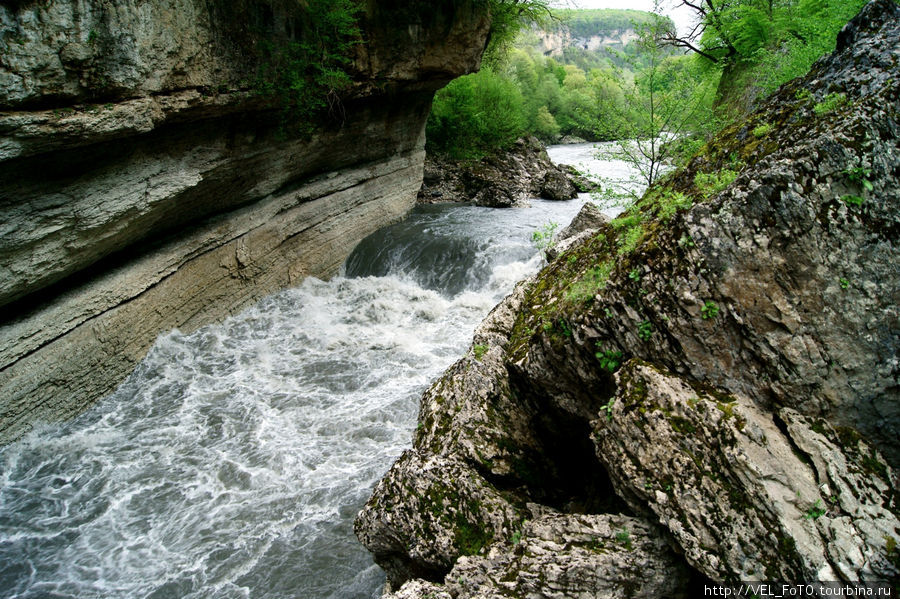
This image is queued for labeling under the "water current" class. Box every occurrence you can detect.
[0,144,636,599]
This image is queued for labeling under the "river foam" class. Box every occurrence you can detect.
[1,186,597,598]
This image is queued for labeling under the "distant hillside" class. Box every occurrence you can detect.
[521,8,659,57]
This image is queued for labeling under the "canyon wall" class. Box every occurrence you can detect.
[358,1,900,595]
[0,0,490,443]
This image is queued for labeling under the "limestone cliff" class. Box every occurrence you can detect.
[0,0,490,443]
[357,1,900,595]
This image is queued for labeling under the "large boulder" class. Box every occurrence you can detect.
[594,360,898,582]
[418,136,581,206]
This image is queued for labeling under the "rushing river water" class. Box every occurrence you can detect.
[0,145,635,599]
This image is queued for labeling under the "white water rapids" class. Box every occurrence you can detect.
[0,145,638,599]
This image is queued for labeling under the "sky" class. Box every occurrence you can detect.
[548,0,700,36]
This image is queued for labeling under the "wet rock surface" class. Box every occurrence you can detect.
[359,1,900,595]
[418,136,579,206]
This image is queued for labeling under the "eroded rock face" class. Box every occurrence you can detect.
[0,0,491,443]
[359,1,900,594]
[411,513,690,599]
[595,360,898,582]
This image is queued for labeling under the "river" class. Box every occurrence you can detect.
[0,144,638,599]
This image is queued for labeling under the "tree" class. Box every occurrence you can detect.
[662,0,869,106]
[534,105,561,141]
[597,8,716,194]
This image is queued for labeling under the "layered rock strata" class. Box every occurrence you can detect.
[0,0,490,442]
[358,1,900,594]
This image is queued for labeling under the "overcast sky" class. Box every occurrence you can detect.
[548,0,700,36]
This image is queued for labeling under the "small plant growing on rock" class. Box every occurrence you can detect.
[595,346,623,373]
[694,168,738,198]
[803,499,826,520]
[637,320,653,342]
[813,92,848,115]
[842,194,865,206]
[656,190,692,222]
[566,260,614,304]
[752,123,773,138]
[701,300,720,320]
[614,528,632,550]
[840,277,851,290]
[628,268,641,282]
[678,235,695,248]
[531,221,559,261]
[844,166,874,192]
[599,398,615,422]
[473,344,488,361]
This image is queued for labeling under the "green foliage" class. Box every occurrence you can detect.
[553,8,656,39]
[599,398,616,422]
[534,105,561,141]
[813,92,848,115]
[473,344,489,361]
[595,346,624,373]
[566,260,614,304]
[803,499,826,520]
[655,190,692,222]
[637,320,653,342]
[531,221,559,260]
[751,0,869,97]
[482,0,553,63]
[842,195,864,206]
[614,527,632,549]
[427,67,527,159]
[752,123,773,138]
[839,277,850,290]
[694,168,738,198]
[701,301,720,320]
[256,0,362,135]
[844,167,873,192]
[598,15,719,190]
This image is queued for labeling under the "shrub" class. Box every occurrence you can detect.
[256,0,362,135]
[813,92,848,116]
[694,169,738,198]
[427,67,527,159]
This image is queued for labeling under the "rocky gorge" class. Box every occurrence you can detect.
[0,0,493,444]
[357,1,900,595]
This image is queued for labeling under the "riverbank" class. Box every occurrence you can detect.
[418,136,594,207]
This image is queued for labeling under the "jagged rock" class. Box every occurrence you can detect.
[384,579,452,599]
[546,202,608,261]
[413,283,547,480]
[559,202,608,241]
[540,169,578,201]
[560,163,601,192]
[593,360,899,582]
[559,135,588,144]
[508,0,900,465]
[418,136,579,205]
[360,1,900,593]
[443,513,691,599]
[354,450,523,587]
